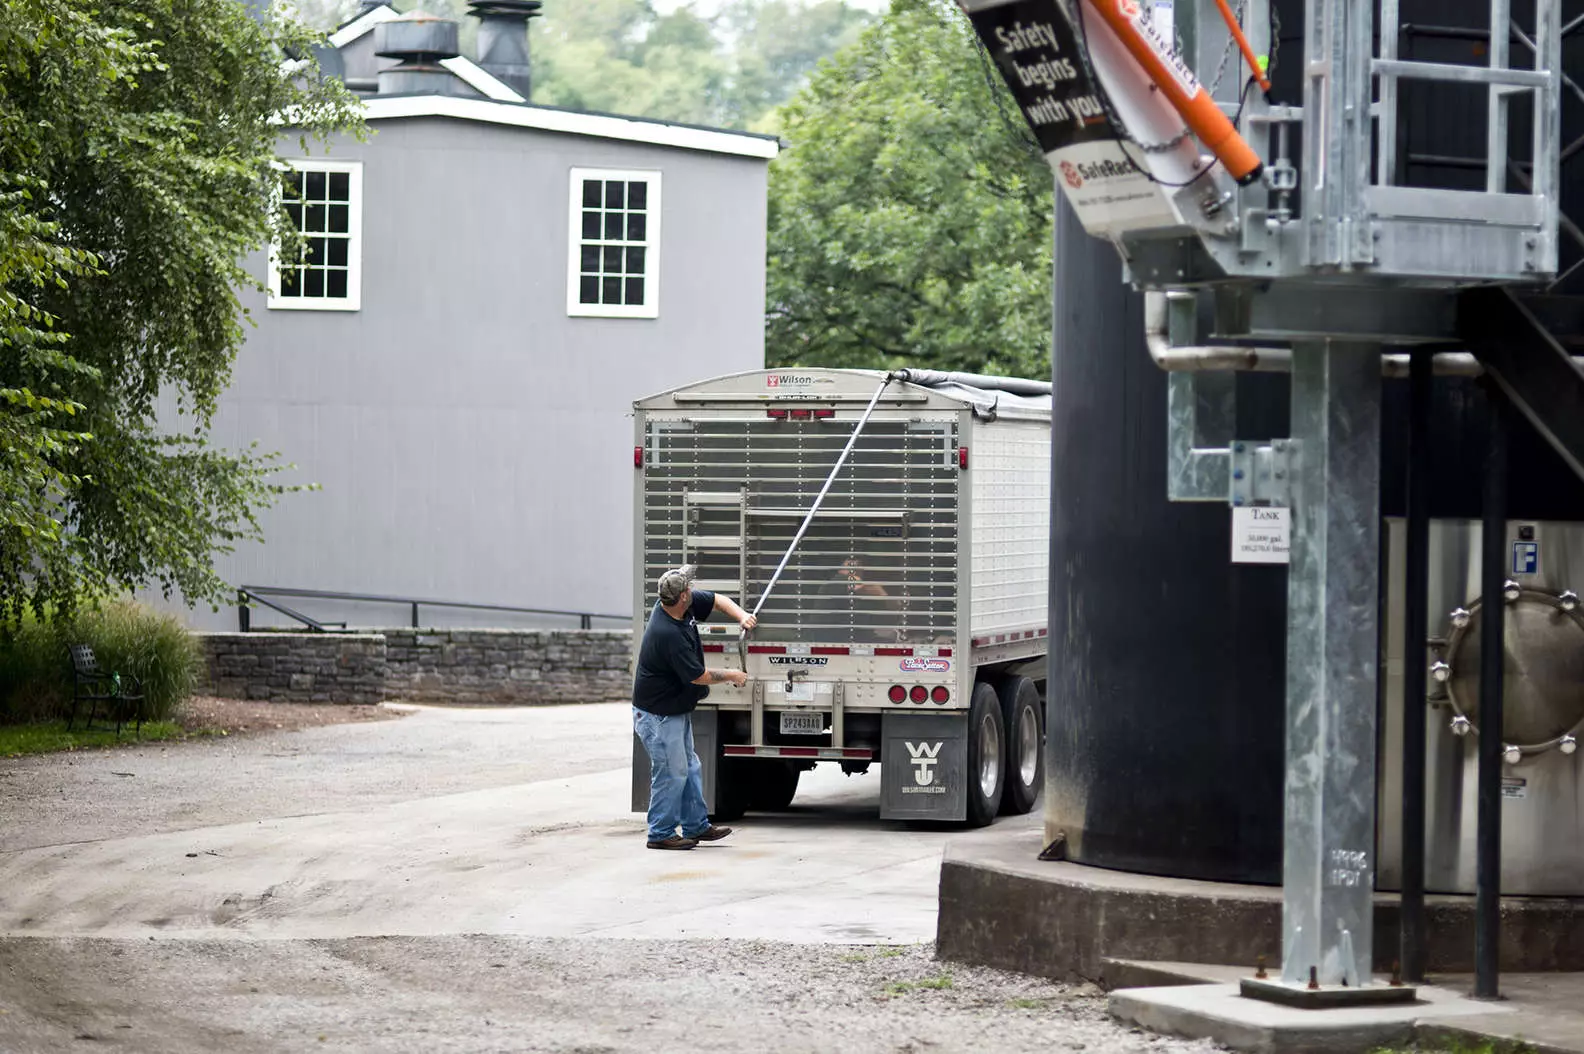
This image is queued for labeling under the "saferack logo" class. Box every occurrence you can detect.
[901,740,947,794]
[1069,157,1136,184]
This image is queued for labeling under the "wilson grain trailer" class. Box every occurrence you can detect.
[630,368,1050,825]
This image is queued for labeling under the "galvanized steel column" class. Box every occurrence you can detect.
[1282,341,1382,986]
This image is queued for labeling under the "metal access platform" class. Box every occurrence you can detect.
[1125,0,1564,288]
[965,0,1582,1007]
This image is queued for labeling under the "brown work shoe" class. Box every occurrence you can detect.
[689,825,733,842]
[646,835,698,850]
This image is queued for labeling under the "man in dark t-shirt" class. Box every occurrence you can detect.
[633,565,756,850]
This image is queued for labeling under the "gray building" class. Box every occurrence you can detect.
[168,2,776,630]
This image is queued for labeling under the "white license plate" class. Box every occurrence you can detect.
[779,711,824,735]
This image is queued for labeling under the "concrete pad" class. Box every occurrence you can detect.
[1110,981,1513,1054]
[937,819,1584,977]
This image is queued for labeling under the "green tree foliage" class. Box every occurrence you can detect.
[765,0,1054,376]
[0,0,363,620]
[289,0,871,130]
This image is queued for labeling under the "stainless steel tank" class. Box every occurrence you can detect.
[1379,519,1584,896]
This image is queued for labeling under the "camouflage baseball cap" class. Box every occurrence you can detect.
[657,565,695,605]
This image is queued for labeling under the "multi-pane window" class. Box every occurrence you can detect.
[567,168,660,318]
[269,160,362,311]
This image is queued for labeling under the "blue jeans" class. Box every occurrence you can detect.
[633,708,711,841]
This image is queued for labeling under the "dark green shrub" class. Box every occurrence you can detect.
[0,600,201,725]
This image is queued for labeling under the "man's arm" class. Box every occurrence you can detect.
[712,592,758,631]
[692,667,747,687]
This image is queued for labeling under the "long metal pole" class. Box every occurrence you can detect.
[1475,382,1509,1000]
[1401,348,1431,984]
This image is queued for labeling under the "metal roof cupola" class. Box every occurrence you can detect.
[468,0,542,102]
[373,10,467,97]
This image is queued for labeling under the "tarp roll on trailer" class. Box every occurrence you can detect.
[890,369,1053,398]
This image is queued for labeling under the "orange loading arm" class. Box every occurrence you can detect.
[1080,0,1265,186]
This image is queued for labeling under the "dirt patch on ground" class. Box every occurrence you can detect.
[175,696,406,736]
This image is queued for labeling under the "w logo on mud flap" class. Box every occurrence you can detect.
[906,741,943,786]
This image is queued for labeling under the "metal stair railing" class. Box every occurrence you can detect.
[235,586,628,633]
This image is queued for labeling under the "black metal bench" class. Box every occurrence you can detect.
[67,644,146,734]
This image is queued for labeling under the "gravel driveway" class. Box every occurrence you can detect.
[0,703,1222,1054]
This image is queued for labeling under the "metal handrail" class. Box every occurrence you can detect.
[236,585,629,632]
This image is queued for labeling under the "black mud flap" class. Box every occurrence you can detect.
[880,711,968,821]
[631,708,719,812]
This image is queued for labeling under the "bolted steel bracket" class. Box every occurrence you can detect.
[1230,437,1294,508]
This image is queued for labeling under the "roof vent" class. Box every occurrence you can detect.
[468,0,541,101]
[374,11,469,97]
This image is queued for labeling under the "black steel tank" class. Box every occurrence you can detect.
[1045,0,1584,885]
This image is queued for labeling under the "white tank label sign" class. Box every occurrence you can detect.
[1232,506,1290,564]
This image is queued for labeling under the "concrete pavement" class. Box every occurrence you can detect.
[0,702,1035,944]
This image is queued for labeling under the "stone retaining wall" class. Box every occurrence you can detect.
[197,629,632,706]
[198,633,387,704]
[383,629,631,705]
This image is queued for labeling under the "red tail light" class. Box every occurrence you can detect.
[888,685,906,703]
[790,408,812,419]
[766,409,789,419]
[931,686,950,704]
[634,446,644,468]
[909,685,927,703]
[958,446,969,470]
[813,409,836,419]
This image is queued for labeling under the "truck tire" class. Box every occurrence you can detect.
[966,681,1006,827]
[712,755,750,822]
[748,761,801,811]
[996,675,1044,816]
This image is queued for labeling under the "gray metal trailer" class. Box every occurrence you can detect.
[630,368,1051,825]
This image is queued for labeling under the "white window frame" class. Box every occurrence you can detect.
[566,167,662,319]
[268,159,363,312]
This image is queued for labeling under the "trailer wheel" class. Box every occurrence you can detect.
[748,761,801,811]
[966,682,1006,827]
[712,755,750,822]
[996,675,1044,816]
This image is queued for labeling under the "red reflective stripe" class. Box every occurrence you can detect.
[781,747,819,757]
[938,648,953,657]
[1038,628,1048,637]
[747,645,787,654]
[702,643,725,653]
[633,446,644,468]
[874,647,913,656]
[723,745,755,755]
[811,646,849,655]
